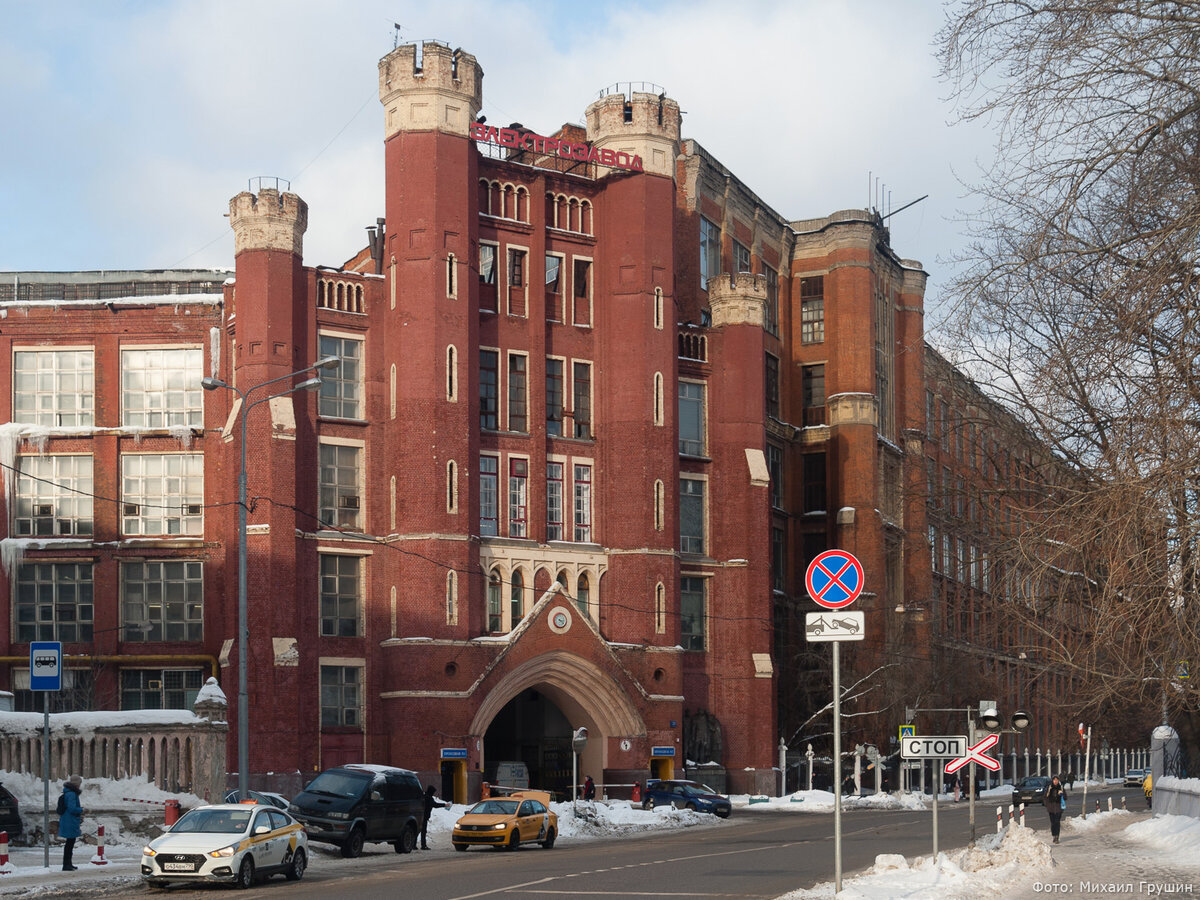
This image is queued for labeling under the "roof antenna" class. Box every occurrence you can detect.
[393,22,403,50]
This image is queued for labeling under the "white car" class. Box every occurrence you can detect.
[141,803,308,889]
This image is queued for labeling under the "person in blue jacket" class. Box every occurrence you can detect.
[58,774,84,871]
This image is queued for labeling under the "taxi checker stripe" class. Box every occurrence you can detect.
[813,557,855,601]
[945,733,1001,773]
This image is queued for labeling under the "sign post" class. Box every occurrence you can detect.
[805,550,864,894]
[30,642,62,869]
[902,735,968,856]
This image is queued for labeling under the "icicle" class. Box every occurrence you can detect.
[169,425,195,449]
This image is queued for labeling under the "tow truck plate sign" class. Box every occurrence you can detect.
[901,736,967,759]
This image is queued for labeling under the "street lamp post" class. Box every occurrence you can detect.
[202,356,338,801]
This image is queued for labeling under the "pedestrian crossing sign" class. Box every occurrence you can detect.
[899,724,915,741]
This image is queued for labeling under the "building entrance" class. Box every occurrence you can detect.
[483,688,574,798]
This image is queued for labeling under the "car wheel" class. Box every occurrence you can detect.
[341,826,365,859]
[643,797,653,810]
[395,824,416,854]
[235,858,255,890]
[540,827,556,849]
[454,843,467,852]
[507,829,520,851]
[285,848,306,881]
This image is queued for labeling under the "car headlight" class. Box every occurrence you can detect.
[208,845,237,858]
[142,846,157,857]
[494,822,508,830]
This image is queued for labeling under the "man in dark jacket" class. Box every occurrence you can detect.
[1043,774,1066,843]
[420,785,447,850]
[59,774,84,870]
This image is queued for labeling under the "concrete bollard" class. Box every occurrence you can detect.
[90,825,109,865]
[0,830,12,874]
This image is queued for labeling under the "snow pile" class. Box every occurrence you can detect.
[552,799,710,838]
[778,823,1052,899]
[1123,813,1200,855]
[1065,808,1131,833]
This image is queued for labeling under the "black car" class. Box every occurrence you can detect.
[641,780,732,818]
[289,764,424,857]
[0,783,20,839]
[1012,775,1050,807]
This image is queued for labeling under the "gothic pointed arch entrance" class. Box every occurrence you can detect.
[470,650,645,796]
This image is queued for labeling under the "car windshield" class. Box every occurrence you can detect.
[468,800,519,815]
[1020,778,1047,788]
[304,770,370,799]
[172,808,253,834]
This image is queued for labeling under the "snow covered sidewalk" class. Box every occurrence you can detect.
[775,809,1200,899]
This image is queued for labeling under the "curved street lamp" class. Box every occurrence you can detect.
[201,355,339,801]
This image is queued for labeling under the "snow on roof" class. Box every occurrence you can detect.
[0,708,202,735]
[194,677,227,706]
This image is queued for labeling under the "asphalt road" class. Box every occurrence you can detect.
[59,784,1143,900]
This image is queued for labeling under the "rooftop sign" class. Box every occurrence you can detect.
[469,122,644,173]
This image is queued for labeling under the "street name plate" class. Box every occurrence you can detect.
[901,735,968,758]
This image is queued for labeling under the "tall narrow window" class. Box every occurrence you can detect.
[802,364,826,426]
[679,382,706,456]
[508,354,527,432]
[487,569,502,632]
[545,254,563,322]
[699,217,720,289]
[446,252,457,298]
[479,243,498,313]
[546,359,564,435]
[546,462,564,541]
[680,478,705,554]
[509,458,528,537]
[767,444,783,509]
[573,362,592,439]
[653,373,664,425]
[576,573,590,616]
[510,569,524,627]
[446,460,458,514]
[765,353,780,419]
[655,583,666,633]
[803,452,827,513]
[772,526,787,591]
[446,345,457,402]
[508,249,525,286]
[480,350,499,430]
[320,554,361,637]
[573,259,592,326]
[320,665,360,727]
[479,456,499,536]
[734,240,751,273]
[654,479,665,531]
[654,287,664,329]
[573,464,592,542]
[800,276,825,344]
[318,444,361,529]
[446,571,458,625]
[680,576,706,650]
[763,267,778,335]
[318,335,363,419]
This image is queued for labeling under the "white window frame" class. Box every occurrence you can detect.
[573,460,593,543]
[545,252,565,323]
[14,453,93,537]
[680,475,707,555]
[318,438,364,531]
[121,345,203,428]
[480,454,500,536]
[317,331,364,420]
[13,346,94,428]
[679,379,706,457]
[121,453,204,537]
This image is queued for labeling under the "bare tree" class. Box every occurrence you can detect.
[936,1,1200,761]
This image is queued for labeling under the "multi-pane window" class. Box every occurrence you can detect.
[680,478,705,554]
[318,444,361,529]
[122,454,203,536]
[734,241,751,273]
[318,334,363,419]
[15,455,93,536]
[803,452,827,512]
[576,573,590,616]
[765,353,780,419]
[508,248,526,286]
[546,462,564,540]
[509,458,528,537]
[510,570,524,626]
[487,570,503,632]
[13,349,94,427]
[767,444,783,509]
[508,354,527,432]
[800,277,825,344]
[479,244,497,285]
[320,665,360,727]
[573,362,592,439]
[15,562,93,643]
[680,576,706,650]
[573,464,592,542]
[320,554,361,637]
[546,359,564,435]
[699,217,720,288]
[122,669,203,711]
[679,382,706,456]
[480,350,499,430]
[772,526,786,591]
[802,364,826,426]
[545,254,563,322]
[480,456,499,536]
[122,560,203,642]
[121,347,203,428]
[763,267,779,335]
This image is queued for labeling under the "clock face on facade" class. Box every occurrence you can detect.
[621,739,631,752]
[548,606,572,634]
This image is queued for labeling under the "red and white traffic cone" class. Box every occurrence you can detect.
[0,829,13,874]
[89,825,109,865]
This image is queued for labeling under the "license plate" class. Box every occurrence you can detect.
[163,862,196,872]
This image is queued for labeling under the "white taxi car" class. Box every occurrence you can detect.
[141,802,308,889]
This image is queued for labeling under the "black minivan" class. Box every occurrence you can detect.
[290,764,424,857]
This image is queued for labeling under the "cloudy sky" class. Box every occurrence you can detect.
[0,0,993,308]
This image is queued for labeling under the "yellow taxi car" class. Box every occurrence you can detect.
[452,790,558,851]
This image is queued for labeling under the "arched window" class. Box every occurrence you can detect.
[446,345,458,402]
[654,287,664,329]
[576,572,590,616]
[653,372,664,426]
[654,479,665,531]
[487,569,502,633]
[655,582,666,633]
[446,571,458,625]
[446,460,458,514]
[447,253,457,298]
[390,364,397,419]
[390,475,397,530]
[556,570,569,592]
[511,569,524,627]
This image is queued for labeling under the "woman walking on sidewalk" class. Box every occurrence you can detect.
[1043,774,1066,843]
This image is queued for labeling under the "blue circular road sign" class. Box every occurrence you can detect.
[805,550,864,609]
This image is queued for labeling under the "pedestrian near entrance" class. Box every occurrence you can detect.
[58,774,83,870]
[1143,772,1153,809]
[583,775,595,801]
[420,785,447,850]
[1066,770,1075,789]
[1043,774,1066,843]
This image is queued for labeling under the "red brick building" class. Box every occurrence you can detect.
[0,39,1073,799]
